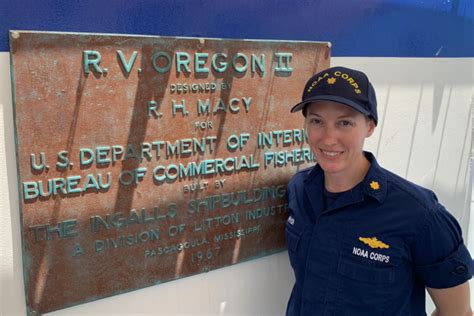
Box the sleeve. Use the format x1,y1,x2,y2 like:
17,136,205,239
412,204,473,289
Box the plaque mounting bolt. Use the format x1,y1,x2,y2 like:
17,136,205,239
327,42,332,48
11,31,20,39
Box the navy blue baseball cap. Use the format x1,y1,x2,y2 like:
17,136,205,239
291,66,378,125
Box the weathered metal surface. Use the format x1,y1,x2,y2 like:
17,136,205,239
9,30,330,314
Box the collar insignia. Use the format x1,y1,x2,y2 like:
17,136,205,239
359,237,389,249
369,180,380,190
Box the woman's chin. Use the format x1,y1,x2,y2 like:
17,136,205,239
318,162,343,174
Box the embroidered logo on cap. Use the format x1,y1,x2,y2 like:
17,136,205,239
306,72,329,93
359,237,389,249
327,77,336,84
369,181,380,190
334,70,362,94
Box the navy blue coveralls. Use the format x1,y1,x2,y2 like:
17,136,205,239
286,152,472,316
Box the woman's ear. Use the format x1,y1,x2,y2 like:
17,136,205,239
366,119,376,137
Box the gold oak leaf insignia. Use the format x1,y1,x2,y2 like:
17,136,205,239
359,237,390,249
327,77,336,84
369,181,380,190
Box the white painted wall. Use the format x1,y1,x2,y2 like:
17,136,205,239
1,54,472,315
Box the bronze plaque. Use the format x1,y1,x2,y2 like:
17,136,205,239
10,30,330,314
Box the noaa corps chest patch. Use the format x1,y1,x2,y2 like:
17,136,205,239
352,236,390,263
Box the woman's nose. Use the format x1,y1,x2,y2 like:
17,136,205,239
321,126,338,146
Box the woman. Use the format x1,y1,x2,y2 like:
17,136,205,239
286,66,472,316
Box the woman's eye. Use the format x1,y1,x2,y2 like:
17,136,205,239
310,119,322,125
339,120,352,127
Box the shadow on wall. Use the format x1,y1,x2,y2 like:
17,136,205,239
1,54,26,315
362,58,472,234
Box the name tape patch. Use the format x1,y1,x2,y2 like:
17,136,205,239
287,216,295,225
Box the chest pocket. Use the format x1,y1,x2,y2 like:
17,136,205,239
338,258,394,284
286,225,300,252
336,221,402,307
285,220,309,280
336,257,395,308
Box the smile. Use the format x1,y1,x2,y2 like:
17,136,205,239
320,149,343,157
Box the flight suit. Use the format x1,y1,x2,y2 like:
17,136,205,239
286,152,472,316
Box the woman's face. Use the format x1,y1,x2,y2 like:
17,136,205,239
305,100,375,177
